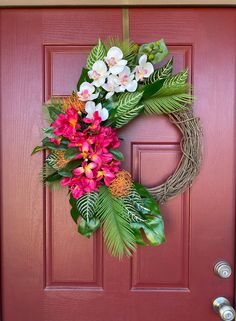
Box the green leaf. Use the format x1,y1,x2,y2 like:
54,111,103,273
45,171,62,183
78,217,100,238
69,195,80,223
138,39,168,64
144,57,173,85
77,68,91,90
96,186,136,258
122,197,145,223
42,127,57,139
141,78,165,98
115,104,144,128
64,147,79,160
133,182,161,216
143,84,193,115
163,69,189,87
112,91,144,128
43,98,63,124
48,106,62,122
86,39,107,70
76,191,99,222
132,228,146,246
43,138,68,151
57,159,81,176
116,91,143,115
109,149,124,161
31,145,45,155
131,215,165,246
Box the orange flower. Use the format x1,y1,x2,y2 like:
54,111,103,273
63,93,85,113
109,170,132,197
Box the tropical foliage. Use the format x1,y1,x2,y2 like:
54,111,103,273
32,37,194,258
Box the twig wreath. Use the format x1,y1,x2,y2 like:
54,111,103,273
32,38,202,258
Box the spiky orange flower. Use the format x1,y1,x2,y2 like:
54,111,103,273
54,150,70,170
109,170,132,197
63,93,85,113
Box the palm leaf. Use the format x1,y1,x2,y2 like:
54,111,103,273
76,191,99,222
96,186,136,258
143,84,194,115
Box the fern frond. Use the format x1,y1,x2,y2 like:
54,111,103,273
96,186,136,258
143,84,194,115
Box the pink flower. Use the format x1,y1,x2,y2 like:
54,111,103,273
52,107,80,139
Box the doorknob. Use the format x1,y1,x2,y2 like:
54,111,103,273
213,297,236,321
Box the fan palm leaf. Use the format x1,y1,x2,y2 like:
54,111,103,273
96,186,136,258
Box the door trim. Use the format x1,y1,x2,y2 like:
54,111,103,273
0,0,236,7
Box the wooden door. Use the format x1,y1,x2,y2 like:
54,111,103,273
1,8,235,321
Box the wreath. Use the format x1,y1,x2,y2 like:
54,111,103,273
32,38,202,258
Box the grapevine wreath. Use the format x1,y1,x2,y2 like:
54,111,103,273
32,38,202,258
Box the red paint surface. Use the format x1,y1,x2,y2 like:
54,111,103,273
0,8,235,321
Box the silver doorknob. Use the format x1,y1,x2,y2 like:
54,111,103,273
214,261,232,278
213,297,236,321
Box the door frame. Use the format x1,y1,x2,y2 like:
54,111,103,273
0,0,236,6
0,3,236,321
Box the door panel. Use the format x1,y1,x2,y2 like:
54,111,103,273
1,8,235,321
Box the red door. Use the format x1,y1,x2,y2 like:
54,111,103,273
1,8,235,321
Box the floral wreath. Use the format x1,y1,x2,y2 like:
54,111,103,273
32,38,202,258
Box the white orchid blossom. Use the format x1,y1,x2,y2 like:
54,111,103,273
134,54,154,81
102,74,121,99
105,47,127,75
117,66,138,92
85,101,109,121
88,60,108,87
77,82,99,101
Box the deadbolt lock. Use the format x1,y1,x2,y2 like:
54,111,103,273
214,261,232,279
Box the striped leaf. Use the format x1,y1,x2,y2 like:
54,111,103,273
86,39,107,70
145,57,173,84
163,69,189,87
122,197,145,223
76,191,99,222
115,104,144,128
113,91,143,128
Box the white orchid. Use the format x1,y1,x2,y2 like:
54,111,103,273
77,82,99,101
134,54,154,81
88,60,108,87
117,66,138,93
85,101,109,121
105,47,127,75
102,74,121,99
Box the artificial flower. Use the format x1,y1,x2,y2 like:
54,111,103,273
134,54,154,81
85,101,109,121
117,66,138,92
102,74,120,99
77,82,99,101
88,60,108,87
105,47,127,75
52,107,80,139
